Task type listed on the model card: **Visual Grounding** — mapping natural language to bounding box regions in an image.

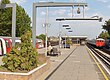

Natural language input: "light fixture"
[91,15,99,18]
[62,24,69,27]
[99,17,103,22]
[77,7,80,14]
[68,31,72,32]
[77,4,81,14]
[66,28,71,29]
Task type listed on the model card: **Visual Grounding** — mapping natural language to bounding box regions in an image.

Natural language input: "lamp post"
[62,24,71,49]
[65,34,66,49]
[58,21,62,49]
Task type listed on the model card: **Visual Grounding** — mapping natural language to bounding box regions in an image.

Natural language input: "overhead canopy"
[62,35,87,39]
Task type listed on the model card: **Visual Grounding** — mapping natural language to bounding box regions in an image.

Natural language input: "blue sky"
[10,0,110,39]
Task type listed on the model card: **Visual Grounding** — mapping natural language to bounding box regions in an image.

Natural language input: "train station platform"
[38,46,106,80]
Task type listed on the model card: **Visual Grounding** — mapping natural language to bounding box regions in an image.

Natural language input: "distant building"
[49,36,59,42]
[61,35,87,45]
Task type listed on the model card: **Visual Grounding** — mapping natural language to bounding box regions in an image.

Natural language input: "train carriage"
[0,38,6,56]
[96,38,105,47]
[0,38,44,56]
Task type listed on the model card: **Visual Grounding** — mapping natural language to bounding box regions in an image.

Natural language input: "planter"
[0,57,50,80]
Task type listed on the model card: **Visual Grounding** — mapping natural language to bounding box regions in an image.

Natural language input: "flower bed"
[0,57,50,80]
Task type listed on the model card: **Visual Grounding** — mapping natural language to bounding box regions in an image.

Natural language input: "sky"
[10,0,110,39]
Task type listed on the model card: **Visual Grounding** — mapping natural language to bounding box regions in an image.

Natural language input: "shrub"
[2,31,38,72]
[66,39,72,45]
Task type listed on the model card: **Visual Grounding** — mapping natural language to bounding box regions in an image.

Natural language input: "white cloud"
[85,7,90,11]
[97,0,108,3]
[10,0,27,4]
[50,9,67,16]
[74,0,85,2]
[107,5,110,8]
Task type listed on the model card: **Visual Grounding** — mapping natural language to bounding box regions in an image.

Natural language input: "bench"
[47,47,61,56]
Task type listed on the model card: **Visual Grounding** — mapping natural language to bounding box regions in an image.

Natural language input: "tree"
[0,0,31,37]
[16,4,31,37]
[102,19,110,35]
[66,38,72,45]
[98,31,110,39]
[2,31,38,71]
[0,0,12,36]
[38,34,46,41]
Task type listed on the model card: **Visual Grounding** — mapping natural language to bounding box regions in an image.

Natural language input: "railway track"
[100,48,110,55]
[86,44,110,76]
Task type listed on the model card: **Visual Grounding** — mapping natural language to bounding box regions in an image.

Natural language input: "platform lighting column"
[32,3,37,48]
[65,34,66,49]
[12,4,16,46]
[83,6,85,18]
[59,21,62,49]
[71,0,74,18]
[71,5,74,18]
[45,5,49,56]
[32,2,88,50]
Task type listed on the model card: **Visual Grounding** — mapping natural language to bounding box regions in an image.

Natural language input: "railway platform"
[38,46,109,80]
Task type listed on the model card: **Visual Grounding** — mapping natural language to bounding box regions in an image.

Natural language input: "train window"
[5,40,10,48]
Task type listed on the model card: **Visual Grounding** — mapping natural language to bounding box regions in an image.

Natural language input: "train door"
[4,39,12,53]
[0,40,3,55]
[0,38,6,55]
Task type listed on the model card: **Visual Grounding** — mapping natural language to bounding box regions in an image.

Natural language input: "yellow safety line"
[86,47,109,80]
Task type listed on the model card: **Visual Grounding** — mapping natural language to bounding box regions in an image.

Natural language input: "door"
[0,40,3,56]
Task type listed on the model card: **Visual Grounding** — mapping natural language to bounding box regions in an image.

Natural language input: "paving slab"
[46,46,102,80]
[37,46,76,80]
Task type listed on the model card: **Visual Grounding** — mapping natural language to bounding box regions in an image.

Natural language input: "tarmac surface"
[38,45,105,80]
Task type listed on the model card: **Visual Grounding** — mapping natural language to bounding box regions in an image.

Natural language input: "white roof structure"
[96,38,105,41]
[62,35,87,39]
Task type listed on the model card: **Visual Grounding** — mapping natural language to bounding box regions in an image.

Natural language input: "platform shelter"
[61,36,87,45]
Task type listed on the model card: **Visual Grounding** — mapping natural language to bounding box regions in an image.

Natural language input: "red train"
[87,38,105,48]
[0,38,44,56]
[96,38,105,47]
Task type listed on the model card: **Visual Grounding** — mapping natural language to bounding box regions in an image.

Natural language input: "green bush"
[2,31,38,72]
[66,39,72,45]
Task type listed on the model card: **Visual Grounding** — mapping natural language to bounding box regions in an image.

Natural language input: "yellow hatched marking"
[86,47,109,80]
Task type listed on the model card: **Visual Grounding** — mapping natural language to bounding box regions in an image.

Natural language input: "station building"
[61,35,87,45]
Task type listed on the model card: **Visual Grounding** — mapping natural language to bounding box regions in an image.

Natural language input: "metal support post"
[45,7,49,56]
[32,2,88,51]
[83,6,85,18]
[59,21,62,49]
[12,3,16,46]
[45,24,48,56]
[72,6,74,18]
[0,3,16,46]
[65,34,66,49]
[32,3,37,48]
[59,36,62,48]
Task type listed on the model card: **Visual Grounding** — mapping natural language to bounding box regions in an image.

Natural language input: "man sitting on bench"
[47,45,53,55]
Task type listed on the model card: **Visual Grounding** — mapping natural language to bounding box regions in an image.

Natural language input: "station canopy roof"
[61,36,87,39]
